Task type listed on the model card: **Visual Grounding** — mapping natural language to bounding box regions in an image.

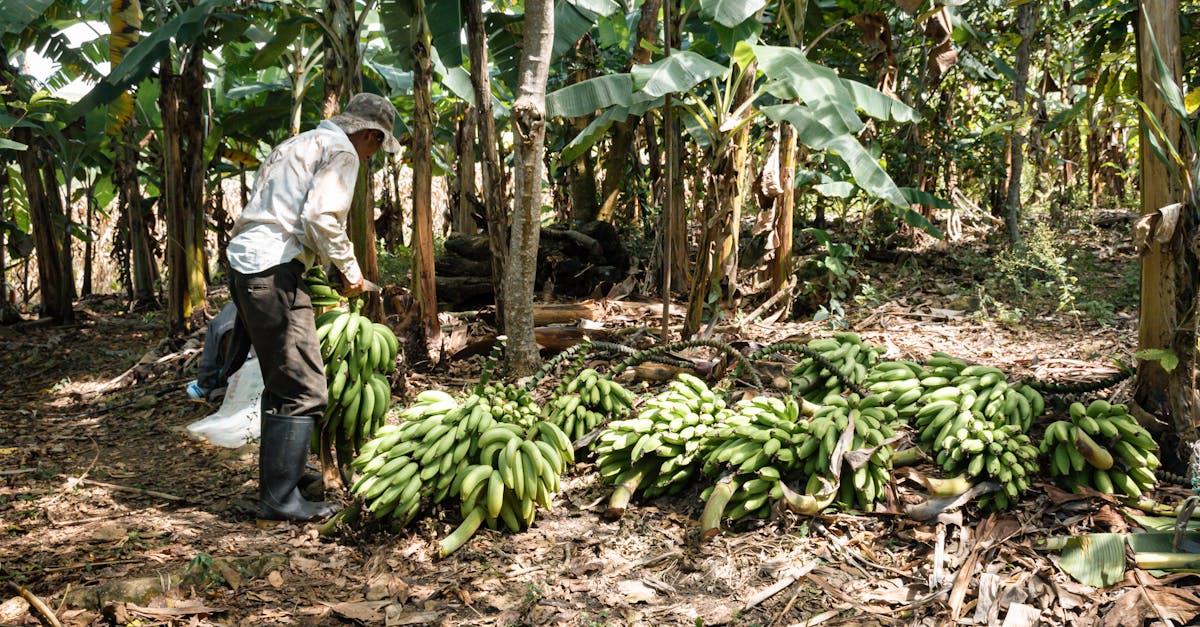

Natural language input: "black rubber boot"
[258,413,339,523]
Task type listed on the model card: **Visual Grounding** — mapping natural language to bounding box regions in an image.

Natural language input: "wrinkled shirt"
[227,120,363,284]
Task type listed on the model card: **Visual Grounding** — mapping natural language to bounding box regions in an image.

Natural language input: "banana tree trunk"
[410,0,441,361]
[502,0,554,375]
[14,128,74,322]
[117,127,157,306]
[770,121,796,299]
[597,0,662,223]
[464,0,508,328]
[159,45,207,333]
[1133,0,1197,469]
[453,104,478,234]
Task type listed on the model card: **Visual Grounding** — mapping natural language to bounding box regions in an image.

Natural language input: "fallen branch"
[0,467,38,476]
[8,582,62,627]
[62,477,185,502]
[743,562,816,611]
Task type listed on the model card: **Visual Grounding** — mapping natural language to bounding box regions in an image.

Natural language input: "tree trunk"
[118,126,157,305]
[684,66,754,337]
[464,0,508,328]
[410,0,441,363]
[770,121,796,299]
[1133,0,1197,469]
[1004,0,1036,244]
[597,0,662,223]
[159,43,207,334]
[14,128,74,322]
[322,0,376,309]
[83,187,94,297]
[453,104,478,234]
[501,0,553,375]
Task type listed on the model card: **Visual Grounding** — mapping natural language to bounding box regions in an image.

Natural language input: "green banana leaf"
[631,51,728,99]
[559,106,629,164]
[699,0,766,28]
[553,0,620,61]
[842,80,919,123]
[546,74,633,118]
[1058,533,1128,588]
[0,0,54,34]
[762,104,907,209]
[752,44,863,136]
[250,16,309,70]
[379,0,463,70]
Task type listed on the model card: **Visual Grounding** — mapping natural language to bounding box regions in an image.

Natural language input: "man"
[226,93,400,523]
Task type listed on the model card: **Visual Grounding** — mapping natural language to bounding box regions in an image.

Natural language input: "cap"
[329,93,401,154]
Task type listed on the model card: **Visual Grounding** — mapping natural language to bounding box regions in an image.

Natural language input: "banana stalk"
[699,477,737,540]
[605,466,647,519]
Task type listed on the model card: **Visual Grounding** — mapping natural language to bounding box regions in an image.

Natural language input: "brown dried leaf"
[1102,580,1200,627]
[326,600,390,622]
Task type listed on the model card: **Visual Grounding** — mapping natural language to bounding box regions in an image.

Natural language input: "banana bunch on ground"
[303,268,345,309]
[864,361,928,420]
[545,368,636,442]
[1041,400,1160,498]
[910,364,1044,437]
[698,396,804,528]
[315,299,399,466]
[810,397,898,511]
[476,382,542,428]
[789,332,883,401]
[349,390,575,556]
[925,408,1039,510]
[593,373,730,517]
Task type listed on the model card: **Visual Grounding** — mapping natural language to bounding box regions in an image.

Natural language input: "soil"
[3,231,1200,626]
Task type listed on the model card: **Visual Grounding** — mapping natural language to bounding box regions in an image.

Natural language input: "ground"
[3,223,1199,626]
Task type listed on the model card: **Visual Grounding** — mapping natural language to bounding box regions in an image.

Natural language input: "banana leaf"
[699,0,766,28]
[553,0,620,61]
[546,74,633,118]
[631,51,728,99]
[0,0,55,34]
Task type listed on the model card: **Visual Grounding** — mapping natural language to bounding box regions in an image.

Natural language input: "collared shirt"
[226,119,363,284]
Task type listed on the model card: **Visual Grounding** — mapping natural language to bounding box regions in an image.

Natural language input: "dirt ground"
[3,232,1200,626]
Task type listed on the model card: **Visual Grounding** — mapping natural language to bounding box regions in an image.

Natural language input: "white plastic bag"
[186,357,263,448]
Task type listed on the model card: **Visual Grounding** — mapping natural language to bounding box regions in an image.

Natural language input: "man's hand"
[339,276,365,298]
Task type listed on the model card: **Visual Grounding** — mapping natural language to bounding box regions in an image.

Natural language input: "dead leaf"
[92,523,128,542]
[617,580,657,604]
[0,596,30,622]
[384,606,441,626]
[326,600,390,622]
[214,560,242,591]
[1102,578,1200,627]
[267,570,284,588]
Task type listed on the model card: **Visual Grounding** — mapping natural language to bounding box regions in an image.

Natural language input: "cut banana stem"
[605,466,647,520]
[699,479,737,541]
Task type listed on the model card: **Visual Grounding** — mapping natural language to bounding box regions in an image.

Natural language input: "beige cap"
[329,93,401,153]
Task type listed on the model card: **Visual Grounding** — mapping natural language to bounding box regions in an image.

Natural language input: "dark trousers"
[228,260,327,420]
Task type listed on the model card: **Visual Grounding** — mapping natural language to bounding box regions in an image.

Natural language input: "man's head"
[329,93,401,159]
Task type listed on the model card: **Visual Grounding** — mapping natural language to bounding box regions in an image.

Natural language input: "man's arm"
[301,150,364,288]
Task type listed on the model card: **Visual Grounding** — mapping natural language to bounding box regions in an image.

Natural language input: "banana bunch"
[349,390,575,556]
[927,409,1039,510]
[864,361,928,419]
[315,299,400,464]
[789,333,883,401]
[303,268,345,309]
[811,397,898,511]
[593,374,730,514]
[698,396,803,525]
[545,368,636,442]
[922,352,969,380]
[476,382,542,428]
[1041,400,1160,498]
[910,365,1044,437]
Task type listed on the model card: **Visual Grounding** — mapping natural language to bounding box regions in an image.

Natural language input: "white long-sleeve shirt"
[226,120,363,284]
